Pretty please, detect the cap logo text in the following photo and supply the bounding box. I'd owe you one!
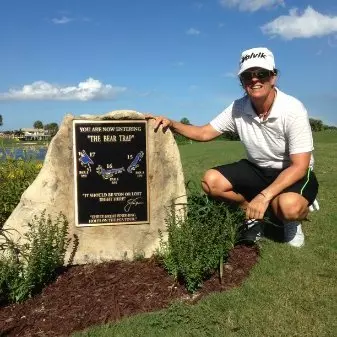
[241,52,266,64]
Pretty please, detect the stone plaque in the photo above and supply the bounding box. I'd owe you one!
[73,120,149,227]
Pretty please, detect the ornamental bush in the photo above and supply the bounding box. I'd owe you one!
[0,211,70,303]
[157,190,244,293]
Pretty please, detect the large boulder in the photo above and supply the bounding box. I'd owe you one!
[4,110,186,264]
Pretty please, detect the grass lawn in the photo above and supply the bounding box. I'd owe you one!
[0,138,49,147]
[74,131,337,337]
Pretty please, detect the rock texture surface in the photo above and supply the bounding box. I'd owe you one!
[4,110,186,264]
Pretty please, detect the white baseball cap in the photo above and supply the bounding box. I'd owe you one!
[238,47,275,75]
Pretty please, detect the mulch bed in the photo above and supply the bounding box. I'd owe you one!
[0,244,259,337]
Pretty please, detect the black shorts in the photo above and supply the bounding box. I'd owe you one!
[213,159,319,205]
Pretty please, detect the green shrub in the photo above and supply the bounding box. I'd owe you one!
[0,228,24,304]
[0,211,70,303]
[157,191,244,293]
[0,154,41,226]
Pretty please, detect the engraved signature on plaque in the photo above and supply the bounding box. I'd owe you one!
[124,197,144,212]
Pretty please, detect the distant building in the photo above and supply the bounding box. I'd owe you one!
[0,132,15,139]
[19,128,51,141]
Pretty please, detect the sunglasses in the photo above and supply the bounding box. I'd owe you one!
[240,69,274,83]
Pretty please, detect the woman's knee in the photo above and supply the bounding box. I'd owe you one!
[276,193,308,221]
[201,169,232,196]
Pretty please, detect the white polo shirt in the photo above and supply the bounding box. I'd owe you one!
[210,88,314,169]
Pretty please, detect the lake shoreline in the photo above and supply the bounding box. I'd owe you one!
[0,140,49,148]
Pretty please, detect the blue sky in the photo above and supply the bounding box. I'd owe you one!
[1,0,337,130]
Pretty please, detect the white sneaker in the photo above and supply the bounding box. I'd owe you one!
[284,222,304,247]
[309,199,320,212]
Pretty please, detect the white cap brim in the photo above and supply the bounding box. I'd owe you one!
[238,60,274,75]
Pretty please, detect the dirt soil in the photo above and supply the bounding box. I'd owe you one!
[0,244,259,337]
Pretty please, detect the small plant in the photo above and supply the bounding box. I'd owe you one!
[133,249,146,261]
[157,190,244,293]
[0,211,70,303]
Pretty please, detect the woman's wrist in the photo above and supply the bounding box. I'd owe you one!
[259,191,273,201]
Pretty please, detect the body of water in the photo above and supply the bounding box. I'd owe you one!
[0,147,48,161]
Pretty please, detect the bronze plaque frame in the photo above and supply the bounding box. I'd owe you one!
[72,120,149,227]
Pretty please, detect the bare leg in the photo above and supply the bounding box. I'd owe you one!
[270,192,308,247]
[271,192,309,222]
[201,169,249,210]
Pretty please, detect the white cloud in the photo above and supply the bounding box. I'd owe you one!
[219,0,284,12]
[52,16,73,24]
[0,78,126,101]
[261,6,337,39]
[186,28,201,35]
[51,15,91,25]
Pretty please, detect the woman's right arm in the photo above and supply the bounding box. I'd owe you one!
[150,116,221,142]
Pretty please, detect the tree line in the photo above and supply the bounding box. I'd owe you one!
[0,116,59,138]
[0,114,335,138]
[309,118,336,132]
[32,120,59,137]
[174,117,336,144]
